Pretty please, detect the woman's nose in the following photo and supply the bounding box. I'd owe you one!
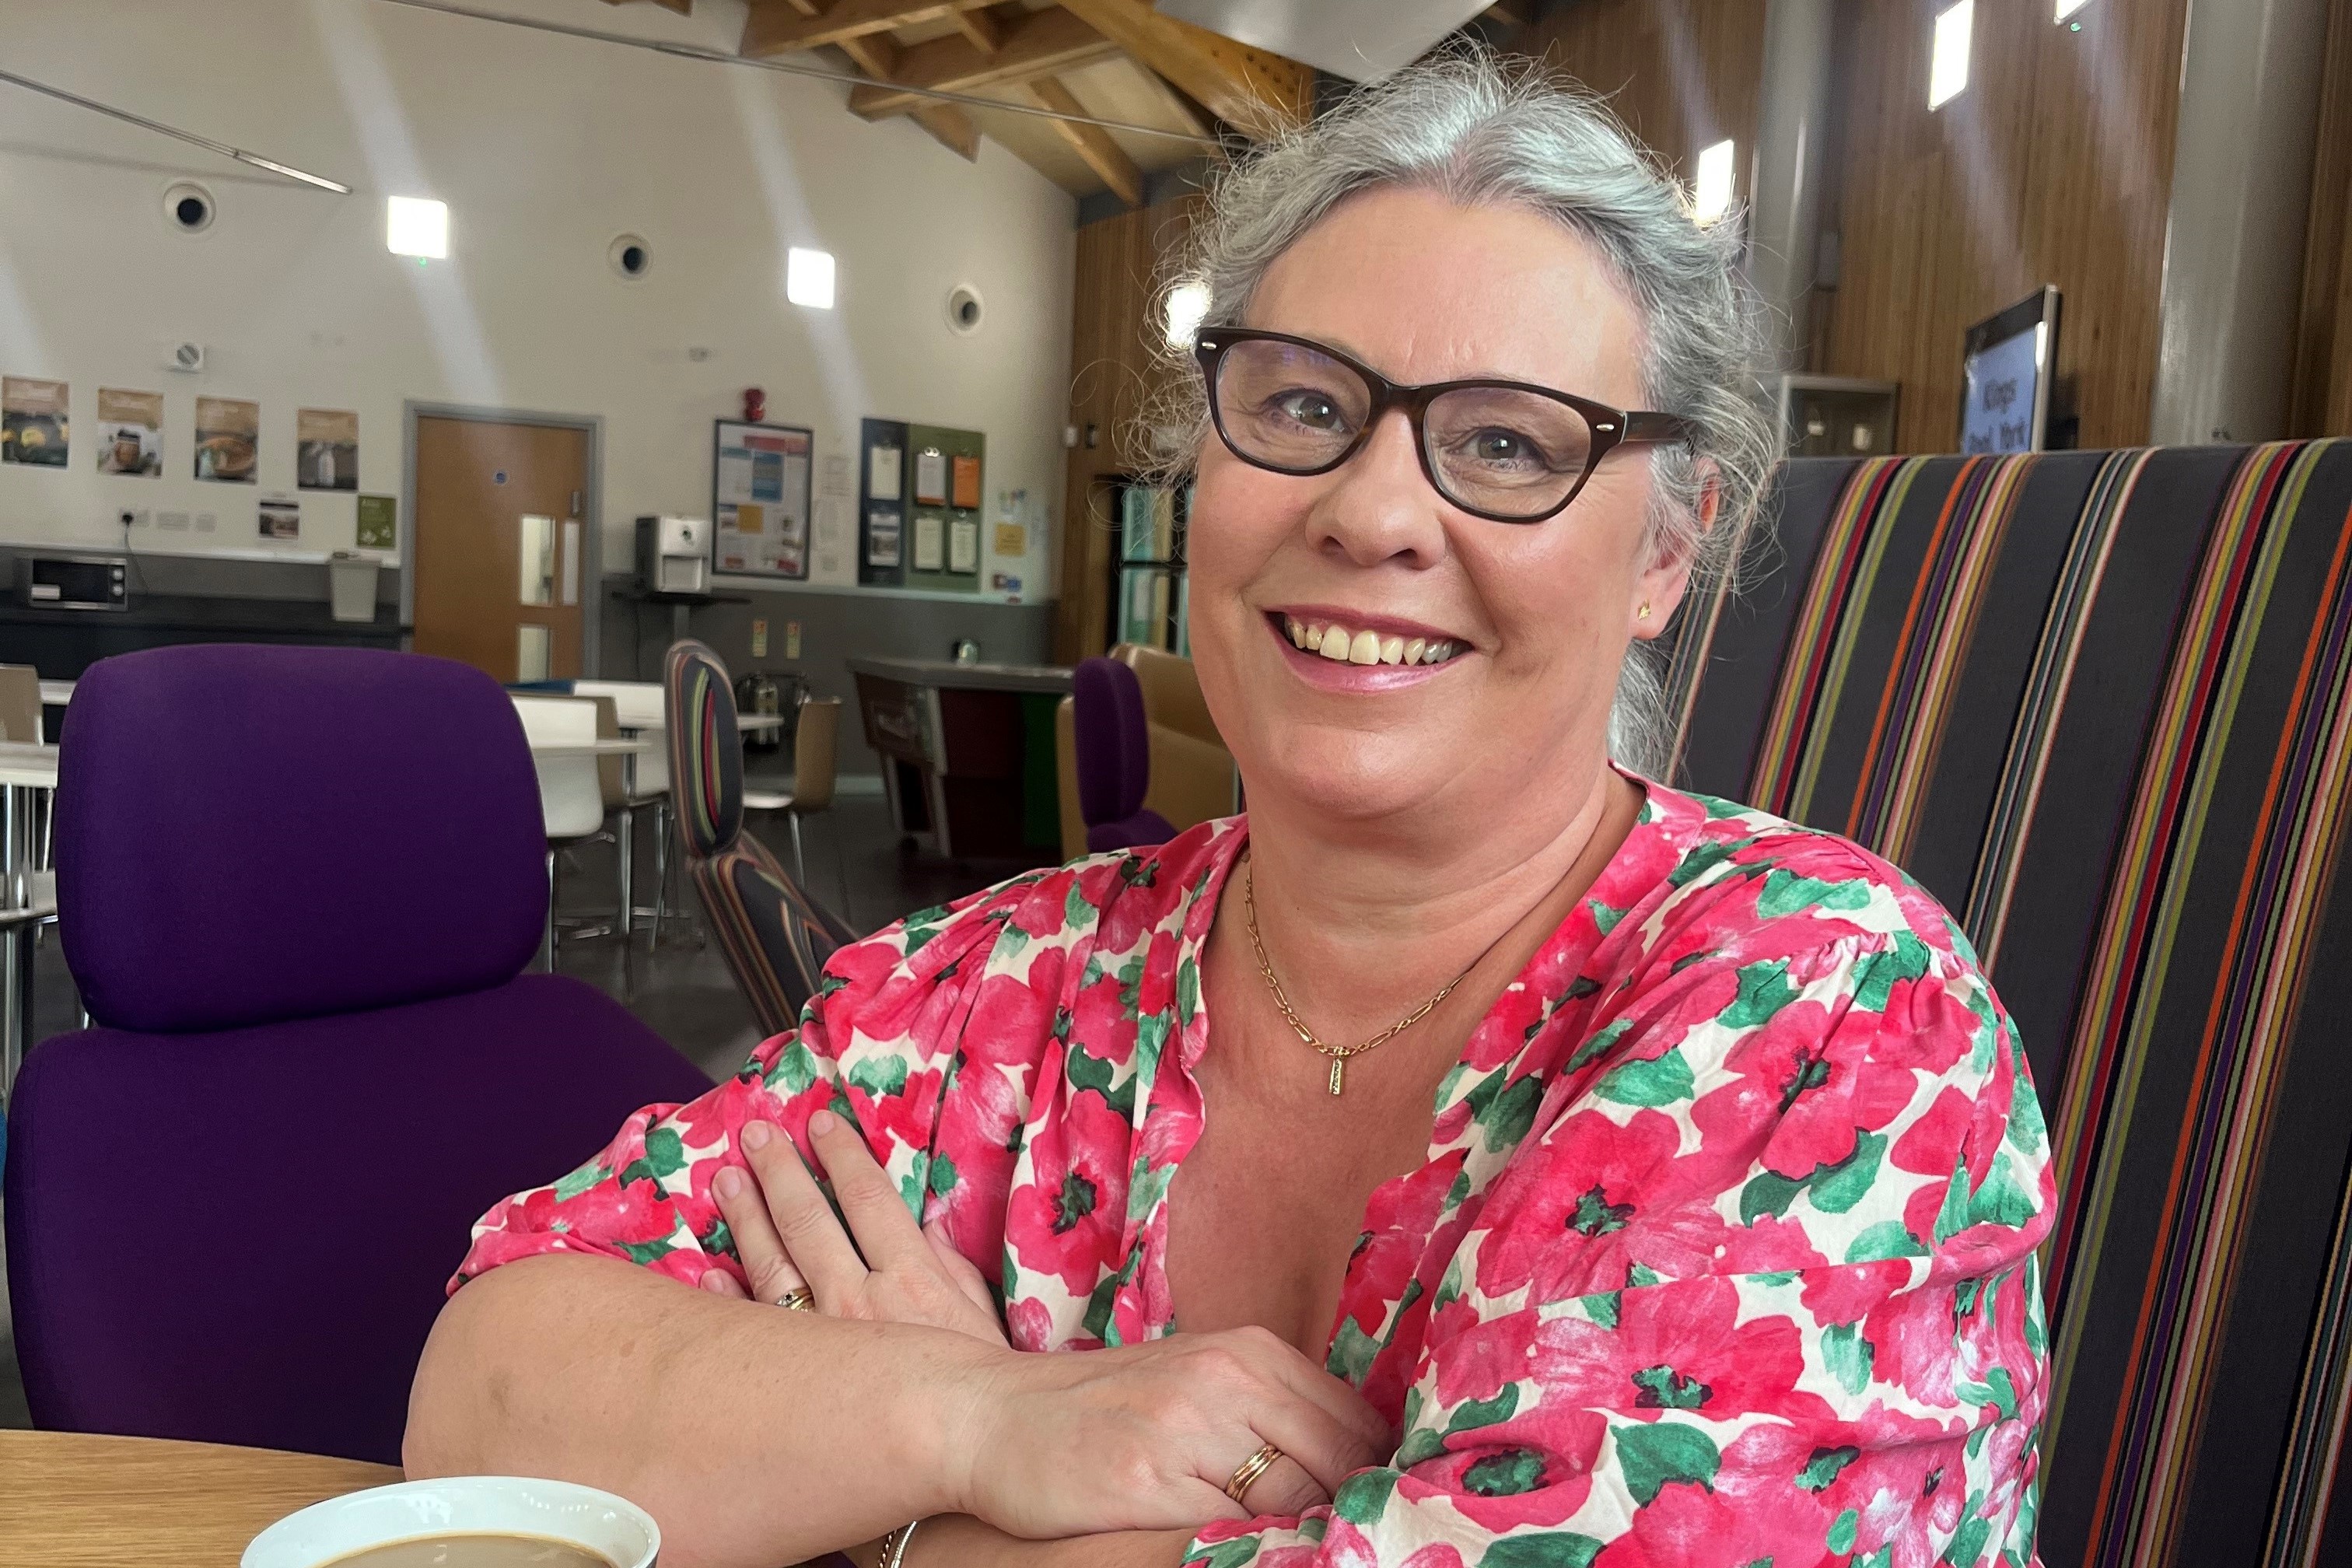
[1304,410,1450,569]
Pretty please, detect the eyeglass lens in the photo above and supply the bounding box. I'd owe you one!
[1212,338,1598,519]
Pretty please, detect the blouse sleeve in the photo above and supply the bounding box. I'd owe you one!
[447,875,1045,1296]
[1185,924,2053,1568]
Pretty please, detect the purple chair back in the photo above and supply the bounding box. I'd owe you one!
[1073,656,1174,853]
[5,645,709,1464]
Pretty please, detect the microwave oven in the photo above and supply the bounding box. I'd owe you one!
[23,554,129,611]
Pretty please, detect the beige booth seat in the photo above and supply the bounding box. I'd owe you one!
[1055,644,1238,863]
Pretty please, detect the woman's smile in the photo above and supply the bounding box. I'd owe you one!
[1260,607,1470,691]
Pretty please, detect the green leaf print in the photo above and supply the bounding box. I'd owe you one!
[1328,1316,1383,1384]
[846,1055,909,1099]
[1590,902,1628,936]
[1115,954,1146,1010]
[1720,960,1801,1029]
[1631,1365,1710,1409]
[1479,1073,1545,1153]
[1177,956,1200,1023]
[1568,1184,1636,1237]
[928,1151,960,1197]
[1626,1262,1663,1288]
[699,1215,734,1258]
[762,1039,822,1095]
[1448,1386,1521,1434]
[618,1126,685,1189]
[1943,1510,1992,1567]
[1181,1538,1259,1568]
[1846,1220,1929,1262]
[2005,1069,2047,1155]
[1062,1048,1136,1118]
[1464,1448,1549,1497]
[1579,1290,1622,1328]
[1828,1508,1860,1554]
[1395,1421,1448,1469]
[1822,1321,1874,1396]
[1757,870,1874,920]
[1668,837,1745,889]
[1738,1168,1808,1225]
[1797,1444,1859,1491]
[1482,1535,1603,1568]
[1568,1018,1633,1073]
[1052,1170,1097,1233]
[1596,1046,1695,1108]
[1612,1421,1721,1506]
[1332,1468,1400,1527]
[1934,1165,1974,1244]
[1965,1153,2040,1232]
[1957,1367,2019,1423]
[993,922,1031,961]
[1808,1131,1886,1213]
[1852,932,1932,1014]
[553,1160,609,1201]
[1064,882,1094,926]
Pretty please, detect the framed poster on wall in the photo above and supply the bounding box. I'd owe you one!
[712,418,814,579]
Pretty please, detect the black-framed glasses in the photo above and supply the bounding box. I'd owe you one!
[1194,327,1696,523]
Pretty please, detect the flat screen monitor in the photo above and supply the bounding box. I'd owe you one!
[1958,285,2060,454]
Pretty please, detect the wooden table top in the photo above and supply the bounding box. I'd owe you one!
[0,1429,401,1566]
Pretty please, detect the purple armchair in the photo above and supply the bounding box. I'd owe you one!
[2,645,709,1464]
[1072,656,1175,853]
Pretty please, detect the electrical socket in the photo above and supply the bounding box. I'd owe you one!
[158,510,191,531]
[194,512,216,532]
[116,507,150,529]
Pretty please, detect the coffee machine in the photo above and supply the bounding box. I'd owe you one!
[635,515,711,594]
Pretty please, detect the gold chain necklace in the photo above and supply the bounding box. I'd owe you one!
[1241,851,1482,1097]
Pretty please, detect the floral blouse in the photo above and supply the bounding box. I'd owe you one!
[458,775,2051,1568]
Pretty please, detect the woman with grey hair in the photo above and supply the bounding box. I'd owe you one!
[410,54,2049,1568]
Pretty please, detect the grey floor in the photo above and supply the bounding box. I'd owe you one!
[0,788,1048,1432]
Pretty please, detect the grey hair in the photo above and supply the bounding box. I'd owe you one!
[1146,51,1777,776]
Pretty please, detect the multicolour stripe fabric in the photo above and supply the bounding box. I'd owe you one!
[662,640,855,1038]
[1668,439,2352,1568]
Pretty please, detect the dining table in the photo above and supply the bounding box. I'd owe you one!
[0,1430,401,1567]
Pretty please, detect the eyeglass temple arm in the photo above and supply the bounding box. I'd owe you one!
[1621,411,1697,447]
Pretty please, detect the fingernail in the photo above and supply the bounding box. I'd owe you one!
[742,1122,773,1151]
[715,1167,745,1199]
[698,1271,730,1293]
[810,1109,838,1136]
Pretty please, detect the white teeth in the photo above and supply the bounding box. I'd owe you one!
[1283,618,1462,667]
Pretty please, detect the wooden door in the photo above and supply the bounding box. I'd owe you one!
[412,416,590,681]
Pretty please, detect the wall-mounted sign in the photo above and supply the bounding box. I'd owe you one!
[355,493,397,550]
[2,376,68,467]
[297,408,359,491]
[96,388,163,475]
[194,395,258,482]
[259,495,300,540]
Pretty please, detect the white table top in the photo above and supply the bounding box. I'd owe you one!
[38,681,72,707]
[0,744,59,789]
[530,737,652,759]
[613,713,783,733]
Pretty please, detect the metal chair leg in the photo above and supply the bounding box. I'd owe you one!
[789,810,807,885]
[543,846,558,972]
[617,805,635,941]
[649,804,670,950]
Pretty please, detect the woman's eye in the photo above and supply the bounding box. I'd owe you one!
[1271,390,1346,429]
[1462,428,1546,466]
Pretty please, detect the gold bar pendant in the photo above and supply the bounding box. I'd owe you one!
[1328,1056,1345,1096]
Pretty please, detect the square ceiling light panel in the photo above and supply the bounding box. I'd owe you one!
[786,247,835,310]
[1153,0,1491,82]
[386,196,448,259]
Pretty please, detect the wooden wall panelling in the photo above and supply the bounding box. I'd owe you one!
[1055,194,1203,664]
[1818,0,2189,452]
[1517,0,1767,200]
[2291,0,2352,437]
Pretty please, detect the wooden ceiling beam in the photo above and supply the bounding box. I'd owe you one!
[1055,0,1312,137]
[1021,76,1143,205]
[740,0,996,59]
[950,3,1008,55]
[846,8,1119,120]
[835,32,983,160]
[604,0,693,14]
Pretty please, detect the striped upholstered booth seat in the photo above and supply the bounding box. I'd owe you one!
[1666,442,2352,1568]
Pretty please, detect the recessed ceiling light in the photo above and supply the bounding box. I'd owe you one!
[1930,1,1973,110]
[386,196,447,259]
[786,247,835,310]
[1693,139,1736,224]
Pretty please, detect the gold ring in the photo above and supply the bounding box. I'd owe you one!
[1224,1442,1283,1505]
[775,1286,815,1311]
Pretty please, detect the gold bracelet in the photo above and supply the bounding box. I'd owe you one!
[879,1518,922,1568]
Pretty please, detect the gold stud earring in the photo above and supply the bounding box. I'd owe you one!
[1637,601,1651,620]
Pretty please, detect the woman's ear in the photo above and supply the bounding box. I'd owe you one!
[1630,460,1720,641]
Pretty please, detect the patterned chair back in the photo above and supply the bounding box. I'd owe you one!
[663,639,856,1036]
[1669,442,2352,1568]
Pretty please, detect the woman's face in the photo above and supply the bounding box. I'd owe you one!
[1186,185,1696,830]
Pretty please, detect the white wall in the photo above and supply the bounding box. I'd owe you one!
[0,0,1074,594]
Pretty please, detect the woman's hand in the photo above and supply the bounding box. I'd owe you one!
[946,1326,1394,1539]
[702,1109,1006,1347]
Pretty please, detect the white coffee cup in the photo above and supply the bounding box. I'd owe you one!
[243,1475,660,1568]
